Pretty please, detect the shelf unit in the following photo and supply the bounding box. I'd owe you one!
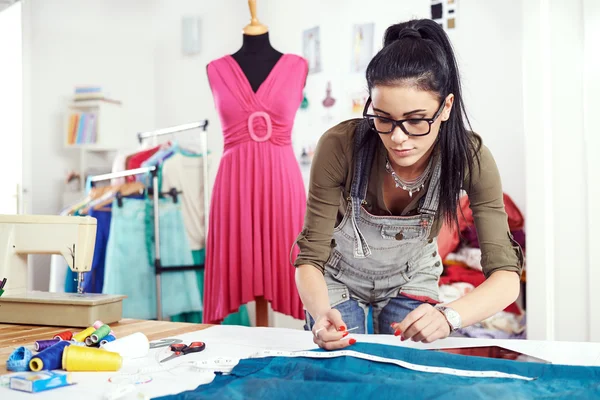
[63,99,125,194]
[64,99,124,150]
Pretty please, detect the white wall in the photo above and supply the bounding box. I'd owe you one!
[447,0,525,212]
[584,0,600,343]
[0,2,23,214]
[524,0,597,342]
[260,0,526,213]
[26,0,157,289]
[152,0,249,191]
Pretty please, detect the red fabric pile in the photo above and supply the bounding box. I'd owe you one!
[437,193,525,316]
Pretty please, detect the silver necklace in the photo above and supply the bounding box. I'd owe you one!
[385,155,433,197]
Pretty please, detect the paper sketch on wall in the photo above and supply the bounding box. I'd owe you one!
[303,26,322,74]
[351,23,375,72]
[431,0,457,30]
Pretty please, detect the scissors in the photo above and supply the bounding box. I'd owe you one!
[159,341,206,363]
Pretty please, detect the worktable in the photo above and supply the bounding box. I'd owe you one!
[0,319,209,375]
[2,321,600,399]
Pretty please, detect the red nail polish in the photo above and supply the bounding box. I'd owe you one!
[349,339,357,345]
[339,326,346,331]
[343,331,349,337]
[401,336,406,341]
[394,329,401,336]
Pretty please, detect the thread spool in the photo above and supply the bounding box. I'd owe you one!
[72,326,95,343]
[53,331,73,341]
[29,341,70,372]
[100,332,149,359]
[93,320,115,337]
[62,345,122,372]
[100,335,116,346]
[34,339,60,352]
[91,324,111,343]
[85,336,96,347]
[67,340,87,347]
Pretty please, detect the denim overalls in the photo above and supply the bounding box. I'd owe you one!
[306,130,444,334]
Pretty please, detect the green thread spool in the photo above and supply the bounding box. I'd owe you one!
[91,325,111,344]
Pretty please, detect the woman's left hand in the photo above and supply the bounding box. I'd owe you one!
[392,304,450,343]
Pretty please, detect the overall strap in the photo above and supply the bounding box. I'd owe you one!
[348,124,377,258]
[419,156,442,216]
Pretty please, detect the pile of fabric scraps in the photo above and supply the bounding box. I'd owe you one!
[437,193,526,339]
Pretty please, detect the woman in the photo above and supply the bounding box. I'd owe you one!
[292,19,524,350]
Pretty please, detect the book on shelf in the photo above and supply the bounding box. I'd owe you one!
[66,111,97,145]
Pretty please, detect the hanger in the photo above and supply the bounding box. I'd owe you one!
[243,0,268,35]
[92,181,146,210]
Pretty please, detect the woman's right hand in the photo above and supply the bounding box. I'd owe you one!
[312,308,356,350]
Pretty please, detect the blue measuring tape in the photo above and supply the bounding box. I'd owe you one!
[6,346,33,372]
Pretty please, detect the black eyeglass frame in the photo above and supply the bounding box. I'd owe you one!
[362,96,447,136]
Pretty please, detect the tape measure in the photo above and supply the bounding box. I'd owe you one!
[136,349,534,381]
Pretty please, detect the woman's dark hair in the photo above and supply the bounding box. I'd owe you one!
[360,18,481,227]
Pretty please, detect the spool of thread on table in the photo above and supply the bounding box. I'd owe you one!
[62,345,122,372]
[93,320,115,337]
[29,341,70,372]
[72,326,95,343]
[100,335,116,346]
[91,324,111,344]
[67,340,87,347]
[53,331,73,341]
[100,332,149,359]
[85,336,96,347]
[34,339,60,352]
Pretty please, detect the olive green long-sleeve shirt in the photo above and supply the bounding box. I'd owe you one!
[293,119,523,279]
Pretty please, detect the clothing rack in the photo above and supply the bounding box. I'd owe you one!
[137,120,209,145]
[90,120,210,320]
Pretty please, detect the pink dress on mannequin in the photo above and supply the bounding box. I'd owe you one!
[204,53,308,324]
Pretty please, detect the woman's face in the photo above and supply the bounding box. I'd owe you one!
[369,85,454,169]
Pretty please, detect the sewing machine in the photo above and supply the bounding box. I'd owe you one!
[0,214,125,327]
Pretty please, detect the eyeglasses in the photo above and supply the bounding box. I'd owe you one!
[362,97,446,136]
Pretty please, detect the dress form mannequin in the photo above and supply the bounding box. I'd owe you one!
[240,0,273,328]
[204,0,308,328]
[203,0,274,328]
[232,33,283,93]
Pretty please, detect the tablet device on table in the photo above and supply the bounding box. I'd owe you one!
[435,346,551,364]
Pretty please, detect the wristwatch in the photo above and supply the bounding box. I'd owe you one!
[435,305,462,332]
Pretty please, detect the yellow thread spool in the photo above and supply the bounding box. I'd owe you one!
[72,326,96,342]
[62,345,122,372]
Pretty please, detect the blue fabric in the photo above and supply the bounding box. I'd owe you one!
[84,206,112,293]
[155,343,600,400]
[103,197,202,319]
[6,346,33,372]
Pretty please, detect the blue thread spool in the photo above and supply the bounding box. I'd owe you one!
[34,339,60,352]
[29,341,70,371]
[100,335,116,346]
